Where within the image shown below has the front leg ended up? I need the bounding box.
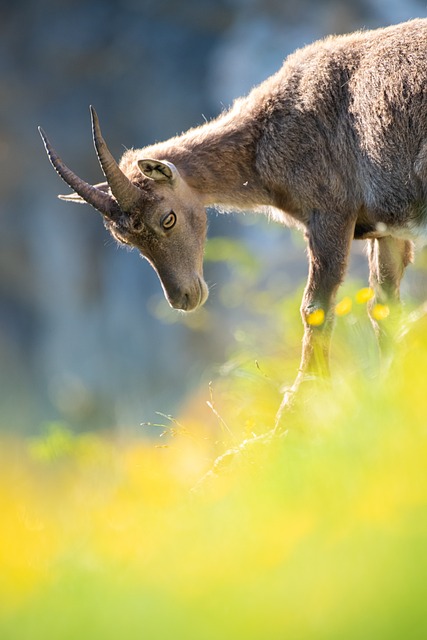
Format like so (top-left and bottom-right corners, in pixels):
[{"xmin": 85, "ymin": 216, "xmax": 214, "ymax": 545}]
[{"xmin": 276, "ymin": 210, "xmax": 356, "ymax": 427}]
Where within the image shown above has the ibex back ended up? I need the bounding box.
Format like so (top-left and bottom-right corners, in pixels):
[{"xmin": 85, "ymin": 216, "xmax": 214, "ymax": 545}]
[{"xmin": 40, "ymin": 19, "xmax": 427, "ymax": 426}]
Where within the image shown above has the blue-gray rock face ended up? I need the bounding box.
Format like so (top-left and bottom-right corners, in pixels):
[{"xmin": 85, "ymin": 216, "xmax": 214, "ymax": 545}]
[{"xmin": 1, "ymin": 0, "xmax": 425, "ymax": 432}]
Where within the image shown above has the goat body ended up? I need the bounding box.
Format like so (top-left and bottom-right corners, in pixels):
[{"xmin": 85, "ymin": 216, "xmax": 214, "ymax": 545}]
[{"xmin": 40, "ymin": 19, "xmax": 427, "ymax": 423}]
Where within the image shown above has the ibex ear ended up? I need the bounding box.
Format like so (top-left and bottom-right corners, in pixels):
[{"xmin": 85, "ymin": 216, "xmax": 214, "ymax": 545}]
[
  {"xmin": 137, "ymin": 159, "xmax": 179, "ymax": 183},
  {"xmin": 59, "ymin": 182, "xmax": 110, "ymax": 204},
  {"xmin": 58, "ymin": 193, "xmax": 87, "ymax": 204}
]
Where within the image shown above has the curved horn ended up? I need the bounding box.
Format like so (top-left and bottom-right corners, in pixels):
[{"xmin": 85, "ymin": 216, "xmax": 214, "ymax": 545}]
[
  {"xmin": 90, "ymin": 106, "xmax": 141, "ymax": 212},
  {"xmin": 38, "ymin": 127, "xmax": 121, "ymax": 220}
]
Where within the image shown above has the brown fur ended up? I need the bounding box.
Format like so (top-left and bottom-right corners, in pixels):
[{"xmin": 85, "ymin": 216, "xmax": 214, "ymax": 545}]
[{"xmin": 44, "ymin": 19, "xmax": 427, "ymax": 423}]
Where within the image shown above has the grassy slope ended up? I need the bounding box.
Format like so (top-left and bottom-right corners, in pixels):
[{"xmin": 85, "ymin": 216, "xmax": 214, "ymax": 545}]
[{"xmin": 1, "ymin": 285, "xmax": 427, "ymax": 639}]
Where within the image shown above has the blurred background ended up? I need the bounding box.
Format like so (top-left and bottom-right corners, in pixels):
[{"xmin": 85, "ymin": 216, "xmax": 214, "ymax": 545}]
[{"xmin": 1, "ymin": 0, "xmax": 427, "ymax": 434}]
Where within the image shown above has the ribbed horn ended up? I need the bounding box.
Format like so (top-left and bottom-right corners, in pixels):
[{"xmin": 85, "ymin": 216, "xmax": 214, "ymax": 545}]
[
  {"xmin": 90, "ymin": 106, "xmax": 141, "ymax": 212},
  {"xmin": 38, "ymin": 127, "xmax": 121, "ymax": 220}
]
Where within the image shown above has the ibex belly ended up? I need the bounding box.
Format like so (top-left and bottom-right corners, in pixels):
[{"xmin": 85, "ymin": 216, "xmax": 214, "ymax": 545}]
[{"xmin": 355, "ymin": 206, "xmax": 427, "ymax": 242}]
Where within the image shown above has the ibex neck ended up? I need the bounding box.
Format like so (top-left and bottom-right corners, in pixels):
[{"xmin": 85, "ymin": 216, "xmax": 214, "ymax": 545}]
[{"xmin": 145, "ymin": 108, "xmax": 270, "ymax": 208}]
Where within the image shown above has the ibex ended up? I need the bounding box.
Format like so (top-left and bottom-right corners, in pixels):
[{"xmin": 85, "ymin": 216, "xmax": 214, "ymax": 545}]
[{"xmin": 40, "ymin": 19, "xmax": 427, "ymax": 426}]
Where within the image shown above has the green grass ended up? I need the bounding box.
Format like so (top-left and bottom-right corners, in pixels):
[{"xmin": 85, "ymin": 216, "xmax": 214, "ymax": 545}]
[{"xmin": 2, "ymin": 285, "xmax": 427, "ymax": 639}]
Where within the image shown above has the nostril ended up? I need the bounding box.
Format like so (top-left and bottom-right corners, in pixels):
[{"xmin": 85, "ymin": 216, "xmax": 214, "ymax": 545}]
[
  {"xmin": 168, "ymin": 291, "xmax": 189, "ymax": 311},
  {"xmin": 181, "ymin": 293, "xmax": 189, "ymax": 311}
]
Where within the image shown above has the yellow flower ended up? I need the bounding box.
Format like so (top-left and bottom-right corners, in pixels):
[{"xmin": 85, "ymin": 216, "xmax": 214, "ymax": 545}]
[
  {"xmin": 335, "ymin": 296, "xmax": 352, "ymax": 317},
  {"xmin": 371, "ymin": 303, "xmax": 390, "ymax": 320},
  {"xmin": 307, "ymin": 308, "xmax": 325, "ymax": 326},
  {"xmin": 355, "ymin": 287, "xmax": 374, "ymax": 304}
]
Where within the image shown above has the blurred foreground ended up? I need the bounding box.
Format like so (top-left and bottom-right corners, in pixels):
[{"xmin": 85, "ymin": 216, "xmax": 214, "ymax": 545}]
[{"xmin": 1, "ymin": 287, "xmax": 427, "ymax": 639}]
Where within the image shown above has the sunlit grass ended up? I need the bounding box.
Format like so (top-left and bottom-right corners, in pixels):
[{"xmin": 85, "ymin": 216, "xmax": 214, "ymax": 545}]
[{"xmin": 2, "ymin": 285, "xmax": 427, "ymax": 639}]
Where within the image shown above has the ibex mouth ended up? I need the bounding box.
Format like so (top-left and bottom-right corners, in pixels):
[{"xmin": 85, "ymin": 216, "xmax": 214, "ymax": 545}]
[
  {"xmin": 197, "ymin": 277, "xmax": 209, "ymax": 308},
  {"xmin": 168, "ymin": 276, "xmax": 209, "ymax": 312}
]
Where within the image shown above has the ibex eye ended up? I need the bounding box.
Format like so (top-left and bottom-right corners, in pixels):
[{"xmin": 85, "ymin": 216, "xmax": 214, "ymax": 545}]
[{"xmin": 161, "ymin": 211, "xmax": 176, "ymax": 230}]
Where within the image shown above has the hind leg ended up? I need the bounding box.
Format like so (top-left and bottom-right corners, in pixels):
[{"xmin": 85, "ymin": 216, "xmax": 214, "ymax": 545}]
[{"xmin": 367, "ymin": 236, "xmax": 413, "ymax": 359}]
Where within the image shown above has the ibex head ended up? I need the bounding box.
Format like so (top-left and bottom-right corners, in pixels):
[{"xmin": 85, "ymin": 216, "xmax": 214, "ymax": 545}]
[{"xmin": 39, "ymin": 107, "xmax": 208, "ymax": 311}]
